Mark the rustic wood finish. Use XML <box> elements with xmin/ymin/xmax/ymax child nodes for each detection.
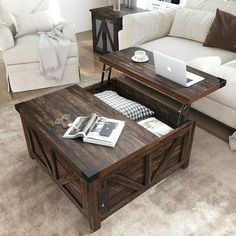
<box><xmin>16</xmin><ymin>77</ymin><xmax>195</xmax><ymax>231</ymax></box>
<box><xmin>90</xmin><ymin>5</ymin><xmax>147</xmax><ymax>54</ymax></box>
<box><xmin>100</xmin><ymin>47</ymin><xmax>226</xmax><ymax>104</ymax></box>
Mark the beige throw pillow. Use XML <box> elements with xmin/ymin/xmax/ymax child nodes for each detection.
<box><xmin>11</xmin><ymin>11</ymin><xmax>54</xmax><ymax>38</ymax></box>
<box><xmin>169</xmin><ymin>8</ymin><xmax>215</xmax><ymax>43</ymax></box>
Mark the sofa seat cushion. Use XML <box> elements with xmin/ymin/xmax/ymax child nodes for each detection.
<box><xmin>207</xmin><ymin>60</ymin><xmax>236</xmax><ymax>110</ymax></box>
<box><xmin>2</xmin><ymin>35</ymin><xmax>78</xmax><ymax>65</ymax></box>
<box><xmin>140</xmin><ymin>36</ymin><xmax>236</xmax><ymax>70</ymax></box>
<box><xmin>192</xmin><ymin>96</ymin><xmax>236</xmax><ymax>129</ymax></box>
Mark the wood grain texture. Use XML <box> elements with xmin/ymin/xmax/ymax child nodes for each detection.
<box><xmin>90</xmin><ymin>4</ymin><xmax>147</xmax><ymax>21</ymax></box>
<box><xmin>90</xmin><ymin>4</ymin><xmax>147</xmax><ymax>54</ymax></box>
<box><xmin>16</xmin><ymin>77</ymin><xmax>196</xmax><ymax>231</ymax></box>
<box><xmin>15</xmin><ymin>84</ymin><xmax>158</xmax><ymax>182</ymax></box>
<box><xmin>100</xmin><ymin>47</ymin><xmax>226</xmax><ymax>104</ymax></box>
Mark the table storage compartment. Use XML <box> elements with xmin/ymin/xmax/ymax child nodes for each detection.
<box><xmin>85</xmin><ymin>76</ymin><xmax>195</xmax><ymax>220</ymax></box>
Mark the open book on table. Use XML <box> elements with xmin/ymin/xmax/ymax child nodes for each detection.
<box><xmin>63</xmin><ymin>114</ymin><xmax>125</xmax><ymax>147</ymax></box>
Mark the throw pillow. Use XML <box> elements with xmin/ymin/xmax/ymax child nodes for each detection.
<box><xmin>11</xmin><ymin>11</ymin><xmax>54</xmax><ymax>38</ymax></box>
<box><xmin>95</xmin><ymin>91</ymin><xmax>155</xmax><ymax>122</ymax></box>
<box><xmin>203</xmin><ymin>9</ymin><xmax>236</xmax><ymax>53</ymax></box>
<box><xmin>169</xmin><ymin>8</ymin><xmax>215</xmax><ymax>43</ymax></box>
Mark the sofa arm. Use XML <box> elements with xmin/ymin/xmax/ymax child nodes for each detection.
<box><xmin>119</xmin><ymin>8</ymin><xmax>177</xmax><ymax>50</ymax></box>
<box><xmin>0</xmin><ymin>23</ymin><xmax>15</xmax><ymax>51</ymax></box>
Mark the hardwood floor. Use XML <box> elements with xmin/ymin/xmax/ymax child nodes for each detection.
<box><xmin>0</xmin><ymin>30</ymin><xmax>234</xmax><ymax>142</ymax></box>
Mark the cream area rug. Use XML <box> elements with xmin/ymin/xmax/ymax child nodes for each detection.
<box><xmin>0</xmin><ymin>103</ymin><xmax>236</xmax><ymax>235</ymax></box>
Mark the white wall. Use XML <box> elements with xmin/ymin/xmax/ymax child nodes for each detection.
<box><xmin>58</xmin><ymin>0</ymin><xmax>109</xmax><ymax>33</ymax></box>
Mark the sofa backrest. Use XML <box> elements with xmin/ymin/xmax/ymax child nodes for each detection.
<box><xmin>1</xmin><ymin>0</ymin><xmax>49</xmax><ymax>14</ymax></box>
<box><xmin>184</xmin><ymin>0</ymin><xmax>236</xmax><ymax>15</ymax></box>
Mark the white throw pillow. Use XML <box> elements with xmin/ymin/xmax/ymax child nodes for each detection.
<box><xmin>11</xmin><ymin>11</ymin><xmax>54</xmax><ymax>38</ymax></box>
<box><xmin>169</xmin><ymin>8</ymin><xmax>215</xmax><ymax>43</ymax></box>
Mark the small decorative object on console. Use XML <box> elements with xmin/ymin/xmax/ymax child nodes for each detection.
<box><xmin>112</xmin><ymin>0</ymin><xmax>121</xmax><ymax>11</ymax></box>
<box><xmin>229</xmin><ymin>132</ymin><xmax>236</xmax><ymax>151</ymax></box>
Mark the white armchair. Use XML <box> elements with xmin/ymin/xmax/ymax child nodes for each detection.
<box><xmin>0</xmin><ymin>0</ymin><xmax>80</xmax><ymax>93</ymax></box>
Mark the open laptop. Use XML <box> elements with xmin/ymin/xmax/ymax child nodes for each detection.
<box><xmin>154</xmin><ymin>52</ymin><xmax>205</xmax><ymax>87</ymax></box>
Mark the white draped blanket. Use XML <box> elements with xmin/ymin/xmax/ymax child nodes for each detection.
<box><xmin>38</xmin><ymin>22</ymin><xmax>72</xmax><ymax>82</ymax></box>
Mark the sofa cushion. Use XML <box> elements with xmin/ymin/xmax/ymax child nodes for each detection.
<box><xmin>192</xmin><ymin>96</ymin><xmax>236</xmax><ymax>129</ymax></box>
<box><xmin>185</xmin><ymin>0</ymin><xmax>236</xmax><ymax>16</ymax></box>
<box><xmin>2</xmin><ymin>35</ymin><xmax>78</xmax><ymax>65</ymax></box>
<box><xmin>204</xmin><ymin>9</ymin><xmax>236</xmax><ymax>53</ymax></box>
<box><xmin>169</xmin><ymin>8</ymin><xmax>215</xmax><ymax>43</ymax></box>
<box><xmin>140</xmin><ymin>36</ymin><xmax>236</xmax><ymax>71</ymax></box>
<box><xmin>207</xmin><ymin>60</ymin><xmax>236</xmax><ymax>110</ymax></box>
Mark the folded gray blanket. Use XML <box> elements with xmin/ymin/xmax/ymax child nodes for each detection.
<box><xmin>38</xmin><ymin>22</ymin><xmax>73</xmax><ymax>82</ymax></box>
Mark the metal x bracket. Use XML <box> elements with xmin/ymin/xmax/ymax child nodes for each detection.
<box><xmin>177</xmin><ymin>104</ymin><xmax>191</xmax><ymax>126</ymax></box>
<box><xmin>101</xmin><ymin>64</ymin><xmax>112</xmax><ymax>90</ymax></box>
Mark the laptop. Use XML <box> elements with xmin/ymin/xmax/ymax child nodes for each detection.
<box><xmin>154</xmin><ymin>52</ymin><xmax>205</xmax><ymax>87</ymax></box>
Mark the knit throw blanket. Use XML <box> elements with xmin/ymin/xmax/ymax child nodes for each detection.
<box><xmin>38</xmin><ymin>22</ymin><xmax>71</xmax><ymax>82</ymax></box>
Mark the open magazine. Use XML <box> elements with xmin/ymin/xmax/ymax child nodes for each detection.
<box><xmin>138</xmin><ymin>117</ymin><xmax>173</xmax><ymax>138</ymax></box>
<box><xmin>63</xmin><ymin>114</ymin><xmax>125</xmax><ymax>147</ymax></box>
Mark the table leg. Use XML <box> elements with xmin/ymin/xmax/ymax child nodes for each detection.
<box><xmin>101</xmin><ymin>64</ymin><xmax>112</xmax><ymax>90</ymax></box>
<box><xmin>87</xmin><ymin>179</ymin><xmax>101</xmax><ymax>231</ymax></box>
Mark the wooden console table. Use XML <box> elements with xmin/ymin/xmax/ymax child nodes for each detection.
<box><xmin>90</xmin><ymin>4</ymin><xmax>147</xmax><ymax>54</ymax></box>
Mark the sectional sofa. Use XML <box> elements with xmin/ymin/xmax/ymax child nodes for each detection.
<box><xmin>119</xmin><ymin>0</ymin><xmax>236</xmax><ymax>129</ymax></box>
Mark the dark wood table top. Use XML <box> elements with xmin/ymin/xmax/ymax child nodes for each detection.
<box><xmin>16</xmin><ymin>85</ymin><xmax>158</xmax><ymax>182</ymax></box>
<box><xmin>90</xmin><ymin>4</ymin><xmax>147</xmax><ymax>21</ymax></box>
<box><xmin>100</xmin><ymin>47</ymin><xmax>226</xmax><ymax>105</ymax></box>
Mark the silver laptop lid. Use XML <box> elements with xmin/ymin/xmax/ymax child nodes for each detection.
<box><xmin>154</xmin><ymin>51</ymin><xmax>187</xmax><ymax>86</ymax></box>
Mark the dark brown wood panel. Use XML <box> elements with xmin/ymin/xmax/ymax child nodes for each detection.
<box><xmin>16</xmin><ymin>84</ymin><xmax>158</xmax><ymax>182</ymax></box>
<box><xmin>16</xmin><ymin>77</ymin><xmax>196</xmax><ymax>232</ymax></box>
<box><xmin>100</xmin><ymin>47</ymin><xmax>226</xmax><ymax>104</ymax></box>
<box><xmin>90</xmin><ymin>5</ymin><xmax>147</xmax><ymax>53</ymax></box>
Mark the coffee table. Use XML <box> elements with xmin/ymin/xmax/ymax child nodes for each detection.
<box><xmin>16</xmin><ymin>80</ymin><xmax>196</xmax><ymax>231</ymax></box>
<box><xmin>15</xmin><ymin>48</ymin><xmax>226</xmax><ymax>232</ymax></box>
<box><xmin>100</xmin><ymin>47</ymin><xmax>226</xmax><ymax>125</ymax></box>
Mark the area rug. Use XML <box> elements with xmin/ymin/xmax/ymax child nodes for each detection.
<box><xmin>0</xmin><ymin>103</ymin><xmax>236</xmax><ymax>236</ymax></box>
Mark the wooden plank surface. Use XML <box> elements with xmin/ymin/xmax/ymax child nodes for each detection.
<box><xmin>100</xmin><ymin>47</ymin><xmax>226</xmax><ymax>104</ymax></box>
<box><xmin>90</xmin><ymin>4</ymin><xmax>147</xmax><ymax>21</ymax></box>
<box><xmin>15</xmin><ymin>85</ymin><xmax>157</xmax><ymax>182</ymax></box>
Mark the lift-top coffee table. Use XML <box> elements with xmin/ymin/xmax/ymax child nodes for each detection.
<box><xmin>16</xmin><ymin>48</ymin><xmax>226</xmax><ymax>232</ymax></box>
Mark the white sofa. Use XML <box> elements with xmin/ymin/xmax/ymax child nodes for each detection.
<box><xmin>119</xmin><ymin>0</ymin><xmax>236</xmax><ymax>129</ymax></box>
<box><xmin>0</xmin><ymin>0</ymin><xmax>80</xmax><ymax>93</ymax></box>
